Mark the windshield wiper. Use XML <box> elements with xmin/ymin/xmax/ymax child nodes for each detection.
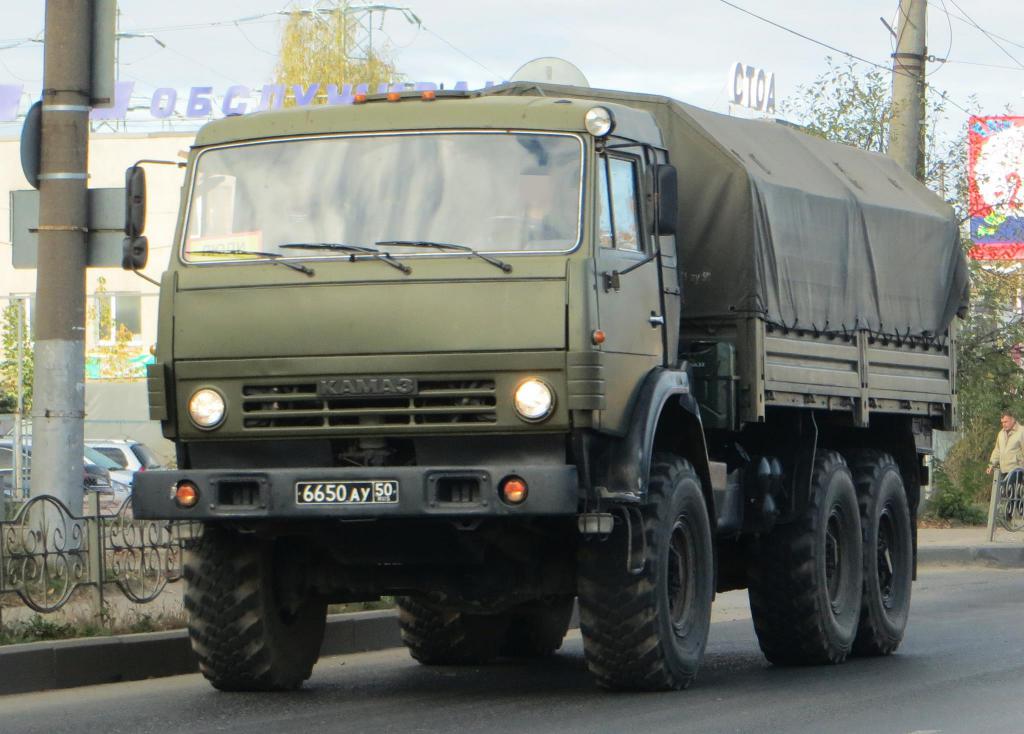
<box><xmin>375</xmin><ymin>240</ymin><xmax>512</xmax><ymax>273</ymax></box>
<box><xmin>279</xmin><ymin>243</ymin><xmax>411</xmax><ymax>275</ymax></box>
<box><xmin>189</xmin><ymin>248</ymin><xmax>314</xmax><ymax>276</ymax></box>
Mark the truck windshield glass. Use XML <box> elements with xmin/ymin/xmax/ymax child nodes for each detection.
<box><xmin>182</xmin><ymin>132</ymin><xmax>583</xmax><ymax>262</ymax></box>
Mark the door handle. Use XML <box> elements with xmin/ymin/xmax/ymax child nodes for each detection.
<box><xmin>649</xmin><ymin>313</ymin><xmax>665</xmax><ymax>327</ymax></box>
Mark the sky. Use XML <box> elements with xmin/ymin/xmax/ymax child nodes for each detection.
<box><xmin>1</xmin><ymin>0</ymin><xmax>1023</xmax><ymax>139</ymax></box>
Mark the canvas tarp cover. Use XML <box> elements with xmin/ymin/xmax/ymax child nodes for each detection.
<box><xmin>487</xmin><ymin>83</ymin><xmax>970</xmax><ymax>339</ymax></box>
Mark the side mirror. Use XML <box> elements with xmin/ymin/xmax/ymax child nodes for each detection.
<box><xmin>122</xmin><ymin>235</ymin><xmax>148</xmax><ymax>271</ymax></box>
<box><xmin>124</xmin><ymin>165</ymin><xmax>147</xmax><ymax>238</ymax></box>
<box><xmin>654</xmin><ymin>163</ymin><xmax>678</xmax><ymax>236</ymax></box>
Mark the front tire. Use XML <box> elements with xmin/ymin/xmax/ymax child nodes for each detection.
<box><xmin>577</xmin><ymin>455</ymin><xmax>714</xmax><ymax>691</ymax></box>
<box><xmin>748</xmin><ymin>450</ymin><xmax>863</xmax><ymax>666</ymax></box>
<box><xmin>848</xmin><ymin>451</ymin><xmax>913</xmax><ymax>656</ymax></box>
<box><xmin>183</xmin><ymin>526</ymin><xmax>327</xmax><ymax>691</ymax></box>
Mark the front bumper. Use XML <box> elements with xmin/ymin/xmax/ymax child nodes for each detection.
<box><xmin>132</xmin><ymin>464</ymin><xmax>579</xmax><ymax>521</ymax></box>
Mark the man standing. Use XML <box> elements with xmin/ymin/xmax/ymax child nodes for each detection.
<box><xmin>987</xmin><ymin>410</ymin><xmax>1024</xmax><ymax>476</ymax></box>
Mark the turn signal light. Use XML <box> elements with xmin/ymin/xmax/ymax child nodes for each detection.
<box><xmin>500</xmin><ymin>476</ymin><xmax>528</xmax><ymax>505</ymax></box>
<box><xmin>592</xmin><ymin>329</ymin><xmax>606</xmax><ymax>345</ymax></box>
<box><xmin>175</xmin><ymin>481</ymin><xmax>200</xmax><ymax>508</ymax></box>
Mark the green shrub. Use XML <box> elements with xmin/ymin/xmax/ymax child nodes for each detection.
<box><xmin>931</xmin><ymin>460</ymin><xmax>988</xmax><ymax>525</ymax></box>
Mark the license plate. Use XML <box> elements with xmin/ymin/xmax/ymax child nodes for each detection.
<box><xmin>295</xmin><ymin>480</ymin><xmax>399</xmax><ymax>505</ymax></box>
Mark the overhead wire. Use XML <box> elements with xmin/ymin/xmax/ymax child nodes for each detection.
<box><xmin>420</xmin><ymin>26</ymin><xmax>500</xmax><ymax>78</ymax></box>
<box><xmin>941</xmin><ymin>0</ymin><xmax>1024</xmax><ymax>70</ymax></box>
<box><xmin>926</xmin><ymin>0</ymin><xmax>954</xmax><ymax>75</ymax></box>
<box><xmin>716</xmin><ymin>0</ymin><xmax>973</xmax><ymax>115</ymax></box>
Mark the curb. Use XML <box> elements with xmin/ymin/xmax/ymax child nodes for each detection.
<box><xmin>0</xmin><ymin>609</ymin><xmax>402</xmax><ymax>696</ymax></box>
<box><xmin>918</xmin><ymin>544</ymin><xmax>1024</xmax><ymax>569</ymax></box>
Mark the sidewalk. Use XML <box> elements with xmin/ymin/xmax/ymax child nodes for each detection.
<box><xmin>917</xmin><ymin>526</ymin><xmax>1024</xmax><ymax>568</ymax></box>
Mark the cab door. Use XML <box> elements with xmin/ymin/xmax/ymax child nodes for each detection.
<box><xmin>593</xmin><ymin>151</ymin><xmax>664</xmax><ymax>432</ymax></box>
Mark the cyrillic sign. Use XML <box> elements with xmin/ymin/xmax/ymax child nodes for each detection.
<box><xmin>0</xmin><ymin>81</ymin><xmax>504</xmax><ymax>122</ymax></box>
<box><xmin>729</xmin><ymin>62</ymin><xmax>775</xmax><ymax>115</ymax></box>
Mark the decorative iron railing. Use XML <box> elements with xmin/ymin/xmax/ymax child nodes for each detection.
<box><xmin>0</xmin><ymin>493</ymin><xmax>200</xmax><ymax>614</ymax></box>
<box><xmin>995</xmin><ymin>470</ymin><xmax>1024</xmax><ymax>533</ymax></box>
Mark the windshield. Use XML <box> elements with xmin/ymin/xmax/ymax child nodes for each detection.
<box><xmin>85</xmin><ymin>446</ymin><xmax>123</xmax><ymax>471</ymax></box>
<box><xmin>183</xmin><ymin>132</ymin><xmax>584</xmax><ymax>262</ymax></box>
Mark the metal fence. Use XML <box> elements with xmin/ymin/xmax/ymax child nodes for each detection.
<box><xmin>995</xmin><ymin>470</ymin><xmax>1024</xmax><ymax>533</ymax></box>
<box><xmin>0</xmin><ymin>492</ymin><xmax>199</xmax><ymax>615</ymax></box>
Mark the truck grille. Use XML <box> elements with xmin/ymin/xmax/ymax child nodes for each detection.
<box><xmin>241</xmin><ymin>379</ymin><xmax>497</xmax><ymax>430</ymax></box>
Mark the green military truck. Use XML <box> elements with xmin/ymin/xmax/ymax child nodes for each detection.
<box><xmin>130</xmin><ymin>81</ymin><xmax>968</xmax><ymax>692</ymax></box>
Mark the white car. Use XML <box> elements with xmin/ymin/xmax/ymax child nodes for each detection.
<box><xmin>85</xmin><ymin>440</ymin><xmax>165</xmax><ymax>484</ymax></box>
<box><xmin>84</xmin><ymin>445</ymin><xmax>136</xmax><ymax>488</ymax></box>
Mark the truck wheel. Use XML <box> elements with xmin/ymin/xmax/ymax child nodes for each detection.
<box><xmin>500</xmin><ymin>595</ymin><xmax>575</xmax><ymax>658</ymax></box>
<box><xmin>577</xmin><ymin>455</ymin><xmax>714</xmax><ymax>691</ymax></box>
<box><xmin>848</xmin><ymin>451</ymin><xmax>913</xmax><ymax>656</ymax></box>
<box><xmin>396</xmin><ymin>596</ymin><xmax>508</xmax><ymax>665</ymax></box>
<box><xmin>748</xmin><ymin>450</ymin><xmax>863</xmax><ymax>665</ymax></box>
<box><xmin>183</xmin><ymin>526</ymin><xmax>327</xmax><ymax>691</ymax></box>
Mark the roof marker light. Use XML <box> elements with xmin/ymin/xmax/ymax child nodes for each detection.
<box><xmin>585</xmin><ymin>106</ymin><xmax>615</xmax><ymax>137</ymax></box>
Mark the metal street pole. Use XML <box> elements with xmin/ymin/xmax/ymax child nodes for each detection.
<box><xmin>13</xmin><ymin>298</ymin><xmax>25</xmax><ymax>498</ymax></box>
<box><xmin>889</xmin><ymin>0</ymin><xmax>928</xmax><ymax>180</ymax></box>
<box><xmin>31</xmin><ymin>0</ymin><xmax>92</xmax><ymax>509</ymax></box>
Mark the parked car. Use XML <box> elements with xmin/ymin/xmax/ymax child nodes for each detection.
<box><xmin>84</xmin><ymin>445</ymin><xmax>135</xmax><ymax>488</ymax></box>
<box><xmin>0</xmin><ymin>440</ymin><xmax>131</xmax><ymax>504</ymax></box>
<box><xmin>85</xmin><ymin>440</ymin><xmax>165</xmax><ymax>480</ymax></box>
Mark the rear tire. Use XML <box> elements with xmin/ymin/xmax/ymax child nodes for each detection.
<box><xmin>500</xmin><ymin>595</ymin><xmax>575</xmax><ymax>658</ymax></box>
<box><xmin>397</xmin><ymin>596</ymin><xmax>508</xmax><ymax>665</ymax></box>
<box><xmin>848</xmin><ymin>451</ymin><xmax>913</xmax><ymax>657</ymax></box>
<box><xmin>577</xmin><ymin>454</ymin><xmax>714</xmax><ymax>691</ymax></box>
<box><xmin>183</xmin><ymin>526</ymin><xmax>327</xmax><ymax>691</ymax></box>
<box><xmin>748</xmin><ymin>450</ymin><xmax>862</xmax><ymax>666</ymax></box>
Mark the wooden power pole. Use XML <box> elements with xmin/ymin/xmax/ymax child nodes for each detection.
<box><xmin>889</xmin><ymin>0</ymin><xmax>928</xmax><ymax>180</ymax></box>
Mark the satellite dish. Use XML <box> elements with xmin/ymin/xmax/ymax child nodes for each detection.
<box><xmin>510</xmin><ymin>57</ymin><xmax>590</xmax><ymax>87</ymax></box>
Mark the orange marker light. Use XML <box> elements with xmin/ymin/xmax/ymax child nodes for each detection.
<box><xmin>421</xmin><ymin>90</ymin><xmax>436</xmax><ymax>101</ymax></box>
<box><xmin>591</xmin><ymin>329</ymin><xmax>606</xmax><ymax>345</ymax></box>
<box><xmin>500</xmin><ymin>476</ymin><xmax>528</xmax><ymax>505</ymax></box>
<box><xmin>353</xmin><ymin>93</ymin><xmax>368</xmax><ymax>104</ymax></box>
<box><xmin>387</xmin><ymin>91</ymin><xmax>401</xmax><ymax>102</ymax></box>
<box><xmin>175</xmin><ymin>481</ymin><xmax>200</xmax><ymax>508</ymax></box>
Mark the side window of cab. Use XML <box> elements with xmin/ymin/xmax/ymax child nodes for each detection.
<box><xmin>597</xmin><ymin>155</ymin><xmax>644</xmax><ymax>252</ymax></box>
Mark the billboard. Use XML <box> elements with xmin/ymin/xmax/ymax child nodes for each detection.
<box><xmin>968</xmin><ymin>115</ymin><xmax>1024</xmax><ymax>260</ymax></box>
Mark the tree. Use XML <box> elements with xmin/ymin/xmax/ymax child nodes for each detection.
<box><xmin>782</xmin><ymin>58</ymin><xmax>1024</xmax><ymax>518</ymax></box>
<box><xmin>779</xmin><ymin>58</ymin><xmax>893</xmax><ymax>153</ymax></box>
<box><xmin>275</xmin><ymin>2</ymin><xmax>400</xmax><ymax>104</ymax></box>
<box><xmin>87</xmin><ymin>277</ymin><xmax>144</xmax><ymax>381</ymax></box>
<box><xmin>0</xmin><ymin>299</ymin><xmax>33</xmax><ymax>414</ymax></box>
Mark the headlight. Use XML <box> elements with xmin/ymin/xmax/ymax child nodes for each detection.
<box><xmin>513</xmin><ymin>378</ymin><xmax>555</xmax><ymax>422</ymax></box>
<box><xmin>188</xmin><ymin>388</ymin><xmax>226</xmax><ymax>429</ymax></box>
<box><xmin>584</xmin><ymin>106</ymin><xmax>615</xmax><ymax>137</ymax></box>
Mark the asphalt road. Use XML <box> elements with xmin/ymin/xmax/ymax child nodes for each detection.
<box><xmin>2</xmin><ymin>566</ymin><xmax>1022</xmax><ymax>734</ymax></box>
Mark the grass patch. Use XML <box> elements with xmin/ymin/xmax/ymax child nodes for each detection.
<box><xmin>328</xmin><ymin>597</ymin><xmax>395</xmax><ymax>614</ymax></box>
<box><xmin>0</xmin><ymin>608</ymin><xmax>189</xmax><ymax>646</ymax></box>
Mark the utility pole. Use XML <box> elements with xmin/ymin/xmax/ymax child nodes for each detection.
<box><xmin>31</xmin><ymin>0</ymin><xmax>92</xmax><ymax>509</ymax></box>
<box><xmin>889</xmin><ymin>0</ymin><xmax>928</xmax><ymax>181</ymax></box>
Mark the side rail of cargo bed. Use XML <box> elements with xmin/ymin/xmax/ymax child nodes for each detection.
<box><xmin>682</xmin><ymin>318</ymin><xmax>955</xmax><ymax>429</ymax></box>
